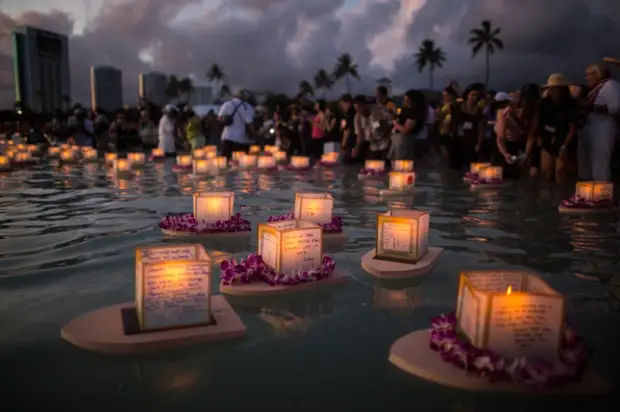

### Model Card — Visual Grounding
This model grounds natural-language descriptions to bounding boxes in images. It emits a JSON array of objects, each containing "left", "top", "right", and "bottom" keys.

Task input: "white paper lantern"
[
  {"left": 365, "top": 160, "right": 385, "bottom": 171},
  {"left": 257, "top": 155, "right": 276, "bottom": 169},
  {"left": 176, "top": 154, "right": 192, "bottom": 168},
  {"left": 290, "top": 156, "right": 310, "bottom": 169},
  {"left": 576, "top": 181, "right": 613, "bottom": 201},
  {"left": 257, "top": 220, "right": 322, "bottom": 273},
  {"left": 375, "top": 209, "right": 429, "bottom": 263},
  {"left": 389, "top": 172, "right": 415, "bottom": 191},
  {"left": 478, "top": 166, "right": 503, "bottom": 181},
  {"left": 193, "top": 159, "right": 210, "bottom": 175},
  {"left": 239, "top": 154, "right": 257, "bottom": 168},
  {"left": 470, "top": 162, "right": 491, "bottom": 174},
  {"left": 294, "top": 192, "right": 334, "bottom": 225},
  {"left": 193, "top": 191, "right": 234, "bottom": 222}
]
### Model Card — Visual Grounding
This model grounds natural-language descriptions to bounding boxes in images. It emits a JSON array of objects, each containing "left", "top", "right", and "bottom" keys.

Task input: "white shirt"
[
  {"left": 218, "top": 98, "right": 255, "bottom": 144},
  {"left": 585, "top": 78, "right": 620, "bottom": 140},
  {"left": 158, "top": 115, "right": 176, "bottom": 154}
]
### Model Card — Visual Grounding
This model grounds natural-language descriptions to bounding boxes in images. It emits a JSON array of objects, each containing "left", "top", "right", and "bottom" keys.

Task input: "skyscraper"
[
  {"left": 138, "top": 71, "right": 168, "bottom": 106},
  {"left": 12, "top": 25, "right": 71, "bottom": 113},
  {"left": 90, "top": 65, "right": 123, "bottom": 112}
]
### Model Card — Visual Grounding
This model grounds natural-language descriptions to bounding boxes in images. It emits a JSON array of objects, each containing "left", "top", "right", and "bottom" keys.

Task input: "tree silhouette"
[
  {"left": 219, "top": 84, "right": 231, "bottom": 100},
  {"left": 414, "top": 39, "right": 446, "bottom": 90},
  {"left": 313, "top": 69, "right": 334, "bottom": 97},
  {"left": 298, "top": 80, "right": 315, "bottom": 100},
  {"left": 333, "top": 53, "right": 360, "bottom": 93},
  {"left": 207, "top": 64, "right": 226, "bottom": 101},
  {"left": 469, "top": 20, "right": 504, "bottom": 87},
  {"left": 178, "top": 77, "right": 194, "bottom": 102},
  {"left": 165, "top": 75, "right": 181, "bottom": 100}
]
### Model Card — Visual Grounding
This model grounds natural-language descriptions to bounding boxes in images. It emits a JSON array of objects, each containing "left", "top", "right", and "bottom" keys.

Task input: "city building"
[
  {"left": 90, "top": 65, "right": 123, "bottom": 112},
  {"left": 138, "top": 71, "right": 168, "bottom": 106},
  {"left": 12, "top": 25, "right": 71, "bottom": 113},
  {"left": 189, "top": 82, "right": 214, "bottom": 106}
]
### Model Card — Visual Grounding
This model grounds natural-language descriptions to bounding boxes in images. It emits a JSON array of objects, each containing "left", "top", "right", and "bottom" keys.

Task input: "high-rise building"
[
  {"left": 138, "top": 71, "right": 168, "bottom": 106},
  {"left": 90, "top": 65, "right": 122, "bottom": 112},
  {"left": 189, "top": 82, "right": 214, "bottom": 106},
  {"left": 12, "top": 25, "right": 71, "bottom": 113}
]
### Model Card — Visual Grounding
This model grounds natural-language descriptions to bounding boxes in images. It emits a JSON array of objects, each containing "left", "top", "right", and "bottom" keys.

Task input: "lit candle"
[
  {"left": 249, "top": 145, "right": 261, "bottom": 154},
  {"left": 27, "top": 144, "right": 38, "bottom": 153},
  {"left": 392, "top": 160, "right": 414, "bottom": 172},
  {"left": 5, "top": 149, "right": 15, "bottom": 159},
  {"left": 321, "top": 152, "right": 339, "bottom": 164},
  {"left": 478, "top": 166, "right": 502, "bottom": 181},
  {"left": 16, "top": 143, "right": 26, "bottom": 151},
  {"left": 575, "top": 181, "right": 613, "bottom": 202},
  {"left": 82, "top": 149, "right": 98, "bottom": 161},
  {"left": 456, "top": 270, "right": 564, "bottom": 359},
  {"left": 48, "top": 147, "right": 60, "bottom": 157},
  {"left": 135, "top": 244, "right": 212, "bottom": 331},
  {"left": 294, "top": 192, "right": 334, "bottom": 225},
  {"left": 193, "top": 159, "right": 210, "bottom": 175},
  {"left": 0, "top": 155, "right": 9, "bottom": 168},
  {"left": 274, "top": 151, "right": 287, "bottom": 162},
  {"left": 257, "top": 220, "right": 322, "bottom": 273},
  {"left": 114, "top": 158, "right": 132, "bottom": 174},
  {"left": 239, "top": 154, "right": 257, "bottom": 168},
  {"left": 105, "top": 152, "right": 117, "bottom": 165},
  {"left": 206, "top": 151, "right": 216, "bottom": 159},
  {"left": 151, "top": 148, "right": 164, "bottom": 158},
  {"left": 193, "top": 191, "right": 234, "bottom": 222},
  {"left": 264, "top": 145, "right": 275, "bottom": 153},
  {"left": 60, "top": 143, "right": 70, "bottom": 150},
  {"left": 14, "top": 152, "right": 31, "bottom": 162},
  {"left": 388, "top": 172, "right": 415, "bottom": 191},
  {"left": 290, "top": 156, "right": 310, "bottom": 169},
  {"left": 205, "top": 145, "right": 217, "bottom": 154},
  {"left": 232, "top": 151, "right": 245, "bottom": 162},
  {"left": 214, "top": 156, "right": 227, "bottom": 169},
  {"left": 470, "top": 162, "right": 491, "bottom": 174},
  {"left": 176, "top": 154, "right": 192, "bottom": 168},
  {"left": 375, "top": 209, "right": 430, "bottom": 263},
  {"left": 365, "top": 160, "right": 385, "bottom": 172},
  {"left": 128, "top": 152, "right": 146, "bottom": 166},
  {"left": 193, "top": 148, "right": 206, "bottom": 159},
  {"left": 60, "top": 149, "right": 76, "bottom": 162},
  {"left": 257, "top": 155, "right": 276, "bottom": 169}
]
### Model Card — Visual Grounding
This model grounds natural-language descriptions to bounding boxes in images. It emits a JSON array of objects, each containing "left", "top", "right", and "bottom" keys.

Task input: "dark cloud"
[{"left": 0, "top": 0, "right": 619, "bottom": 109}]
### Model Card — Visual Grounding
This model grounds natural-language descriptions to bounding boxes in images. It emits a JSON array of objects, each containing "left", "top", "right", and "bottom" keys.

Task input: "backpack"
[{"left": 221, "top": 101, "right": 244, "bottom": 127}]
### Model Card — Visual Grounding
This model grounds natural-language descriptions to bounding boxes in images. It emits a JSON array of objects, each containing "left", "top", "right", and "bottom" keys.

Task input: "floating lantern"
[
  {"left": 60, "top": 149, "right": 77, "bottom": 163},
  {"left": 206, "top": 151, "right": 216, "bottom": 159},
  {"left": 0, "top": 155, "right": 10, "bottom": 169},
  {"left": 456, "top": 270, "right": 564, "bottom": 359},
  {"left": 128, "top": 153, "right": 146, "bottom": 167},
  {"left": 274, "top": 151, "right": 287, "bottom": 162},
  {"left": 16, "top": 143, "right": 26, "bottom": 151},
  {"left": 151, "top": 148, "right": 164, "bottom": 158},
  {"left": 205, "top": 145, "right": 217, "bottom": 154},
  {"left": 290, "top": 156, "right": 310, "bottom": 169},
  {"left": 5, "top": 149, "right": 16, "bottom": 159},
  {"left": 232, "top": 151, "right": 245, "bottom": 162},
  {"left": 214, "top": 156, "right": 227, "bottom": 169},
  {"left": 575, "top": 181, "right": 613, "bottom": 202},
  {"left": 14, "top": 152, "right": 31, "bottom": 163},
  {"left": 375, "top": 209, "right": 429, "bottom": 263},
  {"left": 478, "top": 166, "right": 503, "bottom": 181},
  {"left": 470, "top": 162, "right": 491, "bottom": 174},
  {"left": 294, "top": 192, "right": 334, "bottom": 225},
  {"left": 82, "top": 149, "right": 98, "bottom": 162},
  {"left": 176, "top": 154, "right": 192, "bottom": 168},
  {"left": 135, "top": 244, "right": 212, "bottom": 331},
  {"left": 193, "top": 191, "right": 234, "bottom": 223},
  {"left": 193, "top": 149, "right": 206, "bottom": 159},
  {"left": 264, "top": 145, "right": 278, "bottom": 153},
  {"left": 393, "top": 160, "right": 414, "bottom": 172},
  {"left": 257, "top": 220, "right": 322, "bottom": 274},
  {"left": 239, "top": 154, "right": 257, "bottom": 168},
  {"left": 193, "top": 159, "right": 210, "bottom": 175},
  {"left": 389, "top": 171, "right": 415, "bottom": 191},
  {"left": 0, "top": 139, "right": 5, "bottom": 145},
  {"left": 249, "top": 145, "right": 261, "bottom": 154},
  {"left": 365, "top": 159, "right": 385, "bottom": 172},
  {"left": 257, "top": 155, "right": 276, "bottom": 169},
  {"left": 321, "top": 152, "right": 339, "bottom": 164},
  {"left": 114, "top": 158, "right": 132, "bottom": 174},
  {"left": 60, "top": 143, "right": 70, "bottom": 150},
  {"left": 27, "top": 144, "right": 38, "bottom": 153},
  {"left": 105, "top": 153, "right": 117, "bottom": 165},
  {"left": 48, "top": 147, "right": 60, "bottom": 158}
]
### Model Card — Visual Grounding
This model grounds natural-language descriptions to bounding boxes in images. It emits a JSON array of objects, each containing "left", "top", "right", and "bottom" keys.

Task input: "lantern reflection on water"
[{"left": 113, "top": 158, "right": 132, "bottom": 174}]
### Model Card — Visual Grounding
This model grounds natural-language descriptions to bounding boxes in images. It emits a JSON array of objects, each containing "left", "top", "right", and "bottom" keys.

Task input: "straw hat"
[
  {"left": 603, "top": 57, "right": 620, "bottom": 67},
  {"left": 542, "top": 73, "right": 571, "bottom": 88}
]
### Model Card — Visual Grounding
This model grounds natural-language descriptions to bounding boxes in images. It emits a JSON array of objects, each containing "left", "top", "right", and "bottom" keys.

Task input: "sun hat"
[
  {"left": 542, "top": 73, "right": 571, "bottom": 88},
  {"left": 494, "top": 92, "right": 512, "bottom": 102},
  {"left": 603, "top": 57, "right": 620, "bottom": 67},
  {"left": 164, "top": 104, "right": 177, "bottom": 112}
]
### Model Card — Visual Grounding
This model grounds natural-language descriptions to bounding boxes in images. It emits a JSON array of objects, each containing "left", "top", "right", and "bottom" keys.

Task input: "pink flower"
[{"left": 159, "top": 212, "right": 251, "bottom": 233}]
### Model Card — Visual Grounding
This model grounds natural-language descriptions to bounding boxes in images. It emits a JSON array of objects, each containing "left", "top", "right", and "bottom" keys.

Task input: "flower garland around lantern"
[
  {"left": 159, "top": 212, "right": 251, "bottom": 233},
  {"left": 267, "top": 212, "right": 343, "bottom": 233}
]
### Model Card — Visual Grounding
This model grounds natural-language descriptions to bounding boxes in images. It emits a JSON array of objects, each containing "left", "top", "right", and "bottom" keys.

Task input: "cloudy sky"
[{"left": 0, "top": 0, "right": 619, "bottom": 108}]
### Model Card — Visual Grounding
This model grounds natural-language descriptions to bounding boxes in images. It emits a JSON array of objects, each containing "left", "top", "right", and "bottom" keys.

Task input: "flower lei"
[
  {"left": 359, "top": 168, "right": 387, "bottom": 177},
  {"left": 464, "top": 172, "right": 479, "bottom": 180},
  {"left": 267, "top": 212, "right": 343, "bottom": 233},
  {"left": 220, "top": 254, "right": 335, "bottom": 286},
  {"left": 561, "top": 194, "right": 616, "bottom": 209},
  {"left": 429, "top": 313, "right": 591, "bottom": 389},
  {"left": 285, "top": 165, "right": 312, "bottom": 171},
  {"left": 471, "top": 177, "right": 503, "bottom": 185},
  {"left": 172, "top": 163, "right": 193, "bottom": 171},
  {"left": 159, "top": 212, "right": 251, "bottom": 233}
]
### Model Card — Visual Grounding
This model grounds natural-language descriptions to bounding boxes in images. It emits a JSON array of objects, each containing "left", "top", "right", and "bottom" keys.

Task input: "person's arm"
[
  {"left": 341, "top": 118, "right": 351, "bottom": 149},
  {"left": 594, "top": 81, "right": 620, "bottom": 116},
  {"left": 476, "top": 112, "right": 485, "bottom": 150},
  {"left": 560, "top": 121, "right": 577, "bottom": 158},
  {"left": 524, "top": 111, "right": 539, "bottom": 163},
  {"left": 217, "top": 102, "right": 231, "bottom": 121},
  {"left": 392, "top": 112, "right": 414, "bottom": 134},
  {"left": 495, "top": 109, "right": 510, "bottom": 160}
]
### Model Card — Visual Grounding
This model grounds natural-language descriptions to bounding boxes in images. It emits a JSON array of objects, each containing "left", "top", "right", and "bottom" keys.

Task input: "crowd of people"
[{"left": 1, "top": 60, "right": 619, "bottom": 184}]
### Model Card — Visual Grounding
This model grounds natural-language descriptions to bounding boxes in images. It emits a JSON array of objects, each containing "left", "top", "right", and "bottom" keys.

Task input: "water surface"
[{"left": 0, "top": 159, "right": 618, "bottom": 411}]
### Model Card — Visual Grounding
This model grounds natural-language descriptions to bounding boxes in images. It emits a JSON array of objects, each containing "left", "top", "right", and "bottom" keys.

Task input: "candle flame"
[{"left": 506, "top": 285, "right": 512, "bottom": 295}]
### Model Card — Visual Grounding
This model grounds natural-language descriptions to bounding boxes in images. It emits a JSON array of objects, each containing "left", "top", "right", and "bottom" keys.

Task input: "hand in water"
[{"left": 504, "top": 153, "right": 515, "bottom": 164}]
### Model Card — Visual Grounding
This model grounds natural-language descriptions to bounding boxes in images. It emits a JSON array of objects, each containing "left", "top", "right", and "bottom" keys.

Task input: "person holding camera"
[{"left": 218, "top": 89, "right": 255, "bottom": 159}]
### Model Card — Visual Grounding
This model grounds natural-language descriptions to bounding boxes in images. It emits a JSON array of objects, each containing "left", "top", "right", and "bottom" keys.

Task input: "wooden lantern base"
[
  {"left": 60, "top": 296, "right": 246, "bottom": 355},
  {"left": 361, "top": 247, "right": 443, "bottom": 279},
  {"left": 558, "top": 205, "right": 618, "bottom": 215},
  {"left": 379, "top": 188, "right": 414, "bottom": 197},
  {"left": 388, "top": 330, "right": 611, "bottom": 394},
  {"left": 161, "top": 229, "right": 252, "bottom": 239},
  {"left": 470, "top": 182, "right": 504, "bottom": 190},
  {"left": 219, "top": 269, "right": 348, "bottom": 297}
]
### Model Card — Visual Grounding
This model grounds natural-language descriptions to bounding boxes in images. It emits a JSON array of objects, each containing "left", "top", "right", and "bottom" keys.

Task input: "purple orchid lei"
[
  {"left": 429, "top": 312, "right": 591, "bottom": 389},
  {"left": 285, "top": 165, "right": 312, "bottom": 171},
  {"left": 560, "top": 194, "right": 617, "bottom": 209},
  {"left": 471, "top": 177, "right": 503, "bottom": 185},
  {"left": 358, "top": 168, "right": 387, "bottom": 177},
  {"left": 319, "top": 160, "right": 339, "bottom": 167},
  {"left": 159, "top": 212, "right": 251, "bottom": 233},
  {"left": 464, "top": 172, "right": 479, "bottom": 180},
  {"left": 220, "top": 254, "right": 335, "bottom": 286},
  {"left": 267, "top": 212, "right": 343, "bottom": 233},
  {"left": 172, "top": 164, "right": 193, "bottom": 171}
]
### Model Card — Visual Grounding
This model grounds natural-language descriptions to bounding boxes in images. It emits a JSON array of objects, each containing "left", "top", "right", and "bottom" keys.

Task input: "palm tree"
[
  {"left": 207, "top": 64, "right": 226, "bottom": 102},
  {"left": 298, "top": 80, "right": 314, "bottom": 100},
  {"left": 165, "top": 75, "right": 181, "bottom": 101},
  {"left": 469, "top": 20, "right": 504, "bottom": 87},
  {"left": 333, "top": 53, "right": 360, "bottom": 93},
  {"left": 414, "top": 39, "right": 446, "bottom": 90},
  {"left": 313, "top": 69, "right": 333, "bottom": 97},
  {"left": 219, "top": 84, "right": 231, "bottom": 101},
  {"left": 178, "top": 77, "right": 194, "bottom": 102}
]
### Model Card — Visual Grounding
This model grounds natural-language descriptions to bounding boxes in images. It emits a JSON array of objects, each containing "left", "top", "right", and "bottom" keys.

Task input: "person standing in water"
[{"left": 158, "top": 105, "right": 178, "bottom": 156}]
